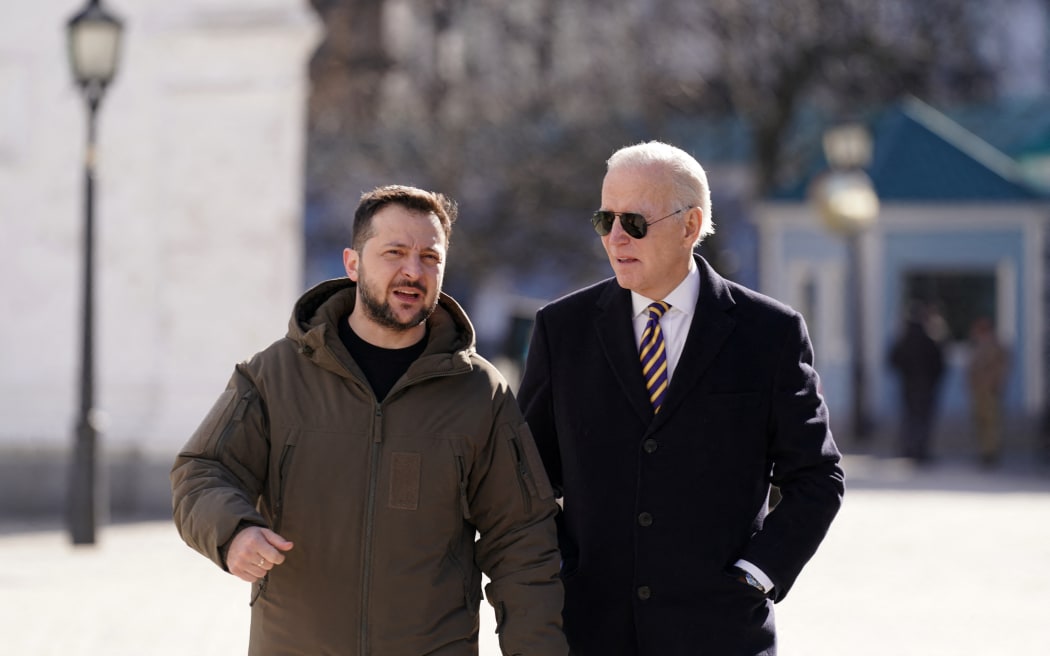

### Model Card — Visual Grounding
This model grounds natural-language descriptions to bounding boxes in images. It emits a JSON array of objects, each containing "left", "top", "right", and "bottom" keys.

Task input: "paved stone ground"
[{"left": 2, "top": 453, "right": 1048, "bottom": 655}]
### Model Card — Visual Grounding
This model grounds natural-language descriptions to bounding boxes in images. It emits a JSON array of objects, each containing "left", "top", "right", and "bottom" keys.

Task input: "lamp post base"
[{"left": 69, "top": 421, "right": 97, "bottom": 545}]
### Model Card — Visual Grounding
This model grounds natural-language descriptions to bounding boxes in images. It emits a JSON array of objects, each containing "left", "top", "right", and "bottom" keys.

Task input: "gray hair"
[{"left": 606, "top": 141, "right": 715, "bottom": 245}]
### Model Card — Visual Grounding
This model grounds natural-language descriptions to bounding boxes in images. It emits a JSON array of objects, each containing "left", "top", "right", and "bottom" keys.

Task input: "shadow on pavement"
[
  {"left": 0, "top": 511, "right": 171, "bottom": 539},
  {"left": 839, "top": 451, "right": 1050, "bottom": 494},
  {"left": 3, "top": 451, "right": 1048, "bottom": 540}
]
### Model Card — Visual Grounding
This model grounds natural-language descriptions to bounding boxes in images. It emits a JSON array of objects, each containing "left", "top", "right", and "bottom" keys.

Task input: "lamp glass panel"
[
  {"left": 69, "top": 22, "right": 120, "bottom": 83},
  {"left": 822, "top": 125, "right": 872, "bottom": 169}
]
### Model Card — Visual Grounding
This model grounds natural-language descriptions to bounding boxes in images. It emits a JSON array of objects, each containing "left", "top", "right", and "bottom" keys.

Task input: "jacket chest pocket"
[
  {"left": 267, "top": 426, "right": 371, "bottom": 534},
  {"left": 267, "top": 427, "right": 303, "bottom": 534},
  {"left": 271, "top": 441, "right": 295, "bottom": 533}
]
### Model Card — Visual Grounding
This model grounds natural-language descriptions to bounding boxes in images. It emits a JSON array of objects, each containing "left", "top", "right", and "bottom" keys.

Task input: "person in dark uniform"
[{"left": 888, "top": 302, "right": 946, "bottom": 464}]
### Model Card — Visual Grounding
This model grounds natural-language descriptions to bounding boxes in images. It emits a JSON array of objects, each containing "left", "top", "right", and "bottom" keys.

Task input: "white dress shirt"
[{"left": 630, "top": 258, "right": 700, "bottom": 382}]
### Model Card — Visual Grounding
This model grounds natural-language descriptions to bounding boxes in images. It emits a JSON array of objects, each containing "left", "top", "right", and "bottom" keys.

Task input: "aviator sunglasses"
[{"left": 591, "top": 206, "right": 693, "bottom": 239}]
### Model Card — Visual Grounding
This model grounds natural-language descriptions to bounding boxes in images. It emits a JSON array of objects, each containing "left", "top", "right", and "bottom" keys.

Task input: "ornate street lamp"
[
  {"left": 66, "top": 0, "right": 124, "bottom": 545},
  {"left": 809, "top": 123, "right": 879, "bottom": 442}
]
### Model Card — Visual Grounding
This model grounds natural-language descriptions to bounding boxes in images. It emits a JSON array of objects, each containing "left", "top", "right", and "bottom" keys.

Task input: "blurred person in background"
[
  {"left": 967, "top": 316, "right": 1009, "bottom": 468},
  {"left": 887, "top": 301, "right": 946, "bottom": 465},
  {"left": 171, "top": 185, "right": 567, "bottom": 655},
  {"left": 517, "top": 141, "right": 844, "bottom": 656}
]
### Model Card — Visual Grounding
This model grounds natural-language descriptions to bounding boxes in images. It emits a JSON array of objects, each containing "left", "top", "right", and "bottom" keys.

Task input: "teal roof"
[
  {"left": 774, "top": 97, "right": 1046, "bottom": 201},
  {"left": 944, "top": 95, "right": 1050, "bottom": 159},
  {"left": 872, "top": 98, "right": 1040, "bottom": 200}
]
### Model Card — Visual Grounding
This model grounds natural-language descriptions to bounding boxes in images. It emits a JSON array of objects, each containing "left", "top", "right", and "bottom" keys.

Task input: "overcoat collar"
[{"left": 592, "top": 254, "right": 738, "bottom": 426}]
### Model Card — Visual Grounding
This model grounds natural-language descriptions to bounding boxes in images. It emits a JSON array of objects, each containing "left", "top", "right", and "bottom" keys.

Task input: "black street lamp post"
[
  {"left": 809, "top": 124, "right": 880, "bottom": 443},
  {"left": 66, "top": 0, "right": 123, "bottom": 545}
]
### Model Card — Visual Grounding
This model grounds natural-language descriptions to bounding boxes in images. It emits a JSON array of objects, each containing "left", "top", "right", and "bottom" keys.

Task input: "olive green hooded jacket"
[{"left": 171, "top": 278, "right": 566, "bottom": 655}]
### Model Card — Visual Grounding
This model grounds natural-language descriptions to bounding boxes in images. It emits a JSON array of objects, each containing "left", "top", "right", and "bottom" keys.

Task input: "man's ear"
[
  {"left": 343, "top": 247, "right": 359, "bottom": 281},
  {"left": 683, "top": 207, "right": 702, "bottom": 243}
]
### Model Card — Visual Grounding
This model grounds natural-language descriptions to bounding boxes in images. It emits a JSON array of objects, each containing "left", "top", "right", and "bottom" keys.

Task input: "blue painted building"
[{"left": 757, "top": 98, "right": 1050, "bottom": 450}]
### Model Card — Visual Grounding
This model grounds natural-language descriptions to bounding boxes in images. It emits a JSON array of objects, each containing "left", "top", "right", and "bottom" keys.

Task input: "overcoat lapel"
[
  {"left": 591, "top": 256, "right": 738, "bottom": 426},
  {"left": 593, "top": 282, "right": 653, "bottom": 424},
  {"left": 654, "top": 256, "right": 737, "bottom": 423}
]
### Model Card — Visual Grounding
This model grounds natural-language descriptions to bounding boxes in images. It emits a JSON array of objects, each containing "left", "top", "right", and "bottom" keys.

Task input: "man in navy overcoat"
[{"left": 518, "top": 141, "right": 844, "bottom": 655}]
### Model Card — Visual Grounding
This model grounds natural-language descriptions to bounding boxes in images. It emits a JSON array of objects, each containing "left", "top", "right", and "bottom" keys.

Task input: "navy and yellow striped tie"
[{"left": 640, "top": 301, "right": 671, "bottom": 413}]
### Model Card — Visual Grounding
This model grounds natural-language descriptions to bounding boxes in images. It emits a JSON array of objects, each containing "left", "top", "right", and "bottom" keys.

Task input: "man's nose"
[
  {"left": 607, "top": 215, "right": 631, "bottom": 242},
  {"left": 401, "top": 255, "right": 423, "bottom": 278}
]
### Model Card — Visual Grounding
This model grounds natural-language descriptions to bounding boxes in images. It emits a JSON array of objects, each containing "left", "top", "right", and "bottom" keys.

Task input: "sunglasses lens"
[
  {"left": 592, "top": 211, "right": 648, "bottom": 238},
  {"left": 592, "top": 211, "right": 614, "bottom": 235},
  {"left": 621, "top": 213, "right": 647, "bottom": 239}
]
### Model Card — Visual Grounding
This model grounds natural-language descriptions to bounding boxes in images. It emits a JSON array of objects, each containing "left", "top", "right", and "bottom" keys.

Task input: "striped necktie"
[{"left": 640, "top": 301, "right": 671, "bottom": 413}]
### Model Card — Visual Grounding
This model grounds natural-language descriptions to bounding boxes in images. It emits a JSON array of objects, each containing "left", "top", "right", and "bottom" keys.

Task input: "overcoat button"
[
  {"left": 643, "top": 439, "right": 658, "bottom": 453},
  {"left": 638, "top": 512, "right": 653, "bottom": 527},
  {"left": 637, "top": 586, "right": 651, "bottom": 600}
]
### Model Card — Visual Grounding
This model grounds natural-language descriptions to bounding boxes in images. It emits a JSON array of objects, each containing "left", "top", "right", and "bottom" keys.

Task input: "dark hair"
[{"left": 352, "top": 185, "right": 458, "bottom": 249}]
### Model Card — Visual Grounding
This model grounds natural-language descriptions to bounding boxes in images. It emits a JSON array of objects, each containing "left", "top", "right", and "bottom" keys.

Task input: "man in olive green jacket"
[{"left": 171, "top": 185, "right": 567, "bottom": 655}]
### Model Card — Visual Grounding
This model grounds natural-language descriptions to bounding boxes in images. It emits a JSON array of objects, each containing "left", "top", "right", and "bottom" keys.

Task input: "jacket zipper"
[
  {"left": 214, "top": 388, "right": 257, "bottom": 455},
  {"left": 360, "top": 403, "right": 383, "bottom": 656},
  {"left": 273, "top": 444, "right": 294, "bottom": 534},
  {"left": 350, "top": 366, "right": 461, "bottom": 654},
  {"left": 509, "top": 437, "right": 533, "bottom": 514},
  {"left": 455, "top": 455, "right": 471, "bottom": 519}
]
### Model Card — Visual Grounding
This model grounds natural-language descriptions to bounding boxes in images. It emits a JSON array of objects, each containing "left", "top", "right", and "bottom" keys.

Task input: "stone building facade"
[{"left": 0, "top": 1, "right": 318, "bottom": 517}]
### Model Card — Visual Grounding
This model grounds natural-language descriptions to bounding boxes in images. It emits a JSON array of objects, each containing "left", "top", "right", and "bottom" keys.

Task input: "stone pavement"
[{"left": 2, "top": 453, "right": 1049, "bottom": 655}]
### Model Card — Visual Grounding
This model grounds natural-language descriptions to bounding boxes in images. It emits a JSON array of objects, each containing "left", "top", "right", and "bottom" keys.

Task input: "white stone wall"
[{"left": 0, "top": 0, "right": 318, "bottom": 492}]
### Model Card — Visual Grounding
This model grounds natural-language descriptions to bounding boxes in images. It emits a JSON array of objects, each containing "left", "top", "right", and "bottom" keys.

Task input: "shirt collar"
[{"left": 631, "top": 256, "right": 700, "bottom": 319}]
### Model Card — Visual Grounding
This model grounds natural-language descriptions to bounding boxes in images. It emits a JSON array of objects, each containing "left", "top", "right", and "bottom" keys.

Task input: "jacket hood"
[{"left": 286, "top": 277, "right": 478, "bottom": 376}]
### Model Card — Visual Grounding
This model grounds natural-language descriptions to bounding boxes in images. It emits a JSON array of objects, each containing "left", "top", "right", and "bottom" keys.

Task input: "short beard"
[{"left": 357, "top": 274, "right": 438, "bottom": 332}]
